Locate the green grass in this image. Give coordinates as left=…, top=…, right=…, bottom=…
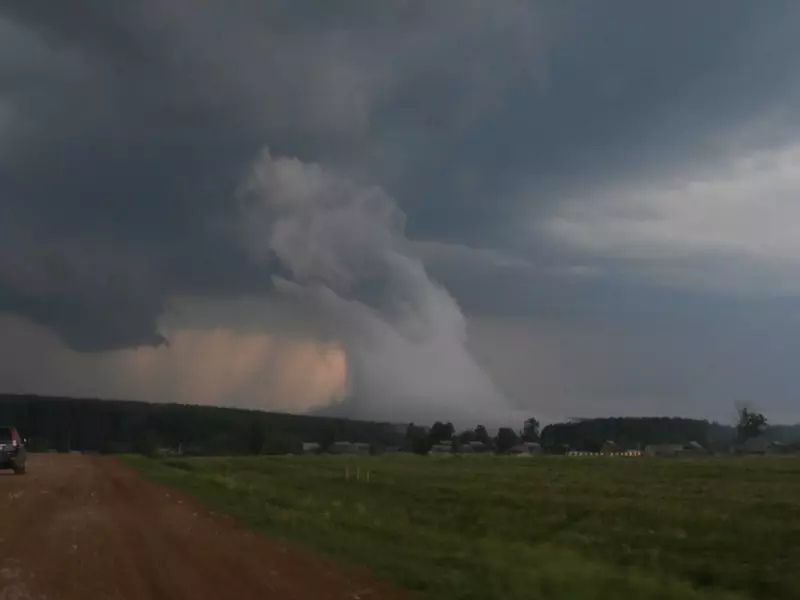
left=123, top=454, right=800, bottom=600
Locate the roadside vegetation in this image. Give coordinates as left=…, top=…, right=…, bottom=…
left=124, top=454, right=800, bottom=600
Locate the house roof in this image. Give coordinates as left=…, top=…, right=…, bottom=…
left=741, top=436, right=773, bottom=451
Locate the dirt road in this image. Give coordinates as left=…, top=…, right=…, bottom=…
left=0, top=454, right=405, bottom=600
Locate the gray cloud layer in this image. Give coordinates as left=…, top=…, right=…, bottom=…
left=3, top=1, right=800, bottom=422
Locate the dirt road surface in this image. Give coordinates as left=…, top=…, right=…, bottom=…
left=0, top=454, right=406, bottom=600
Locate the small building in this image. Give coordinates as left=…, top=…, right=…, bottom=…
left=600, top=440, right=620, bottom=455
left=682, top=441, right=707, bottom=456
left=463, top=441, right=492, bottom=453
left=328, top=441, right=370, bottom=455
left=353, top=442, right=371, bottom=455
left=644, top=444, right=685, bottom=457
left=155, top=447, right=179, bottom=458
left=328, top=441, right=352, bottom=454
left=302, top=442, right=321, bottom=454
left=430, top=444, right=453, bottom=454
left=508, top=442, right=543, bottom=455
left=736, top=436, right=781, bottom=455
left=644, top=442, right=707, bottom=457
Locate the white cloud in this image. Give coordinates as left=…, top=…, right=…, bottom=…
left=541, top=141, right=800, bottom=293
left=233, top=149, right=511, bottom=424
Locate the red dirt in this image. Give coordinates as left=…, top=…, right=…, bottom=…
left=0, top=454, right=407, bottom=600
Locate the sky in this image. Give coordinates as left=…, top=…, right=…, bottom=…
left=2, top=1, right=800, bottom=427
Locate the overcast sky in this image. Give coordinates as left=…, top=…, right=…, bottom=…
left=2, top=1, right=800, bottom=427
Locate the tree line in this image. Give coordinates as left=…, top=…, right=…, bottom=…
left=403, top=418, right=542, bottom=454
left=0, top=394, right=405, bottom=456
left=1, top=394, right=796, bottom=456
left=404, top=408, right=798, bottom=454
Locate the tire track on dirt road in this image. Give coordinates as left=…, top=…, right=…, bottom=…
left=0, top=455, right=406, bottom=600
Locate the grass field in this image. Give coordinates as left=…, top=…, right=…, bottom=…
left=124, top=454, right=800, bottom=600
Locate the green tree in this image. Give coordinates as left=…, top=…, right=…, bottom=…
left=320, top=426, right=338, bottom=452
left=736, top=405, right=767, bottom=442
left=262, top=434, right=302, bottom=455
left=474, top=425, right=492, bottom=445
left=404, top=423, right=431, bottom=454
left=521, top=417, right=540, bottom=442
left=457, top=429, right=477, bottom=444
left=495, top=427, right=520, bottom=453
left=246, top=420, right=266, bottom=455
left=429, top=421, right=455, bottom=444
left=134, top=429, right=159, bottom=458
left=403, top=423, right=418, bottom=449
left=54, top=429, right=72, bottom=453
left=412, top=436, right=432, bottom=455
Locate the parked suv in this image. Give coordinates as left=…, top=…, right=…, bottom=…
left=0, top=426, right=27, bottom=475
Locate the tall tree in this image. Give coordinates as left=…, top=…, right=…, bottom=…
left=246, top=420, right=266, bottom=455
left=429, top=421, right=455, bottom=444
left=320, top=426, right=338, bottom=452
left=404, top=423, right=431, bottom=454
left=495, top=427, right=521, bottom=453
left=474, top=425, right=492, bottom=445
left=521, top=417, right=540, bottom=442
left=457, top=429, right=477, bottom=444
left=404, top=423, right=416, bottom=443
left=736, top=406, right=768, bottom=442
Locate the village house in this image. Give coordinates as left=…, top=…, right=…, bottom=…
left=600, top=440, right=620, bottom=454
left=302, top=442, right=321, bottom=454
left=328, top=441, right=371, bottom=455
left=644, top=441, right=707, bottom=457
left=508, top=442, right=543, bottom=455
left=461, top=441, right=492, bottom=453
left=430, top=444, right=453, bottom=454
left=735, top=437, right=784, bottom=455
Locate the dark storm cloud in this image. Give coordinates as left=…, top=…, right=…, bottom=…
left=2, top=0, right=800, bottom=354
left=374, top=0, right=800, bottom=242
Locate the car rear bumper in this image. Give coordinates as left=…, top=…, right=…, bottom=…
left=0, top=451, right=20, bottom=467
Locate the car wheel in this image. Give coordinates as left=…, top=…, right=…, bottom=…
left=13, top=463, right=26, bottom=475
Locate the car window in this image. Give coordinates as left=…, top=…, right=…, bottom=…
left=0, top=428, right=13, bottom=442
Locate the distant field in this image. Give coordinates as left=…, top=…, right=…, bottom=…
left=124, top=454, right=800, bottom=600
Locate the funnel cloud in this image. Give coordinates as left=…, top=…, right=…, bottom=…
left=237, top=150, right=509, bottom=424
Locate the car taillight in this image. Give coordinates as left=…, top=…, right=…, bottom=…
left=11, top=439, right=18, bottom=448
